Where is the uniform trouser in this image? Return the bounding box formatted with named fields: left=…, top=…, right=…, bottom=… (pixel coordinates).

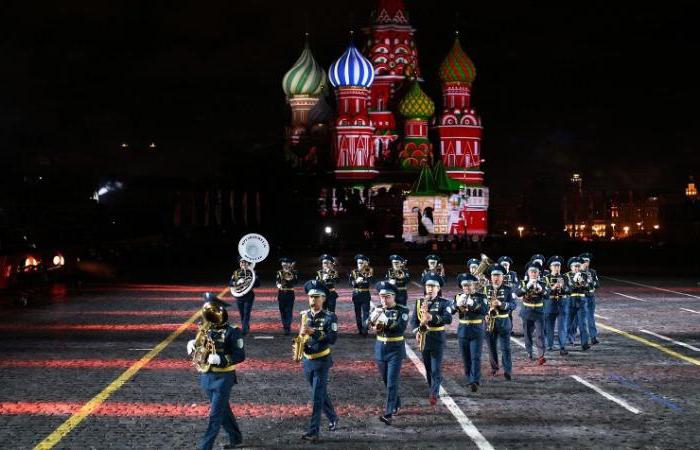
left=198, top=372, right=241, bottom=450
left=521, top=310, right=545, bottom=358
left=458, top=325, right=484, bottom=384
left=277, top=290, right=295, bottom=332
left=323, top=290, right=338, bottom=313
left=396, top=290, right=408, bottom=306
left=352, top=292, right=370, bottom=333
left=487, top=319, right=513, bottom=374
left=545, top=299, right=569, bottom=349
left=236, top=293, right=254, bottom=334
left=422, top=340, right=444, bottom=397
left=303, top=357, right=337, bottom=435
left=586, top=294, right=598, bottom=339
left=568, top=297, right=590, bottom=346
left=375, top=343, right=404, bottom=416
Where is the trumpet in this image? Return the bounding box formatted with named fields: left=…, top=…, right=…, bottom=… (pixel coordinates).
left=486, top=290, right=500, bottom=333
left=549, top=275, right=564, bottom=294
left=292, top=314, right=310, bottom=362
left=572, top=272, right=588, bottom=289
left=368, top=303, right=387, bottom=332
left=388, top=268, right=405, bottom=284
left=192, top=322, right=217, bottom=373
left=282, top=264, right=296, bottom=281
left=319, top=267, right=338, bottom=283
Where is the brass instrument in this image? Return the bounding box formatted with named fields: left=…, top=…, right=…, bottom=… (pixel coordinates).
left=282, top=263, right=296, bottom=281
left=549, top=275, right=564, bottom=295
left=572, top=271, right=588, bottom=289
left=435, top=263, right=445, bottom=278
left=292, top=314, right=310, bottom=362
left=388, top=268, right=405, bottom=283
left=192, top=322, right=217, bottom=373
left=361, top=265, right=374, bottom=279
left=486, top=289, right=500, bottom=333
left=319, top=267, right=338, bottom=283
left=474, top=254, right=493, bottom=288
left=415, top=296, right=430, bottom=352
left=230, top=268, right=256, bottom=297
left=368, top=303, right=387, bottom=332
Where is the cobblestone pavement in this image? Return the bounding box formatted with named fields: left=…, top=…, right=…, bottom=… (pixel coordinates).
left=0, top=276, right=699, bottom=449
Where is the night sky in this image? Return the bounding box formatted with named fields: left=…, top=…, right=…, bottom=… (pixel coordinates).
left=1, top=1, right=698, bottom=202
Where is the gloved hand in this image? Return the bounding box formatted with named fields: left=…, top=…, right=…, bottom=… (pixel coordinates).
left=355, top=277, right=364, bottom=283
left=456, top=294, right=468, bottom=308
left=466, top=298, right=475, bottom=307
left=207, top=353, right=221, bottom=365
left=388, top=278, right=397, bottom=285
left=186, top=339, right=196, bottom=355
left=376, top=312, right=389, bottom=325
left=236, top=278, right=246, bottom=286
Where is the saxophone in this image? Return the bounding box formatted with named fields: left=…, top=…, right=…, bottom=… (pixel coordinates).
left=486, top=288, right=500, bottom=333
left=292, top=314, right=310, bottom=362
left=192, top=322, right=217, bottom=373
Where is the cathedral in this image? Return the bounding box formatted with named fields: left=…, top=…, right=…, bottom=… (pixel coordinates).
left=282, top=0, right=488, bottom=242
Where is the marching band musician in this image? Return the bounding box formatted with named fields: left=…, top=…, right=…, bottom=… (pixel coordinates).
left=453, top=273, right=489, bottom=392
left=566, top=256, right=592, bottom=351
left=580, top=252, right=600, bottom=345
left=386, top=254, right=411, bottom=306
left=218, top=256, right=260, bottom=336
left=316, top=254, right=340, bottom=313
left=420, top=254, right=446, bottom=285
left=299, top=280, right=339, bottom=441
left=515, top=263, right=549, bottom=365
left=367, top=281, right=409, bottom=425
left=187, top=293, right=246, bottom=450
left=349, top=254, right=375, bottom=336
left=497, top=256, right=519, bottom=289
left=484, top=264, right=518, bottom=380
left=276, top=257, right=298, bottom=335
left=411, top=274, right=453, bottom=406
left=543, top=256, right=571, bottom=355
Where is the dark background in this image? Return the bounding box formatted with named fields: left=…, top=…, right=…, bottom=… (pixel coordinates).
left=1, top=0, right=698, bottom=242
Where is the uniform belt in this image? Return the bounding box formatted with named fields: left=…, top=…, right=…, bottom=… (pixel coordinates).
left=328, top=288, right=336, bottom=291
left=570, top=293, right=585, bottom=297
left=211, top=364, right=237, bottom=373
left=377, top=335, right=405, bottom=342
left=460, top=319, right=483, bottom=324
left=278, top=288, right=294, bottom=291
left=495, top=314, right=509, bottom=319
left=550, top=296, right=562, bottom=300
left=304, top=348, right=331, bottom=359
left=353, top=288, right=369, bottom=292
left=523, top=302, right=544, bottom=308
left=427, top=326, right=445, bottom=332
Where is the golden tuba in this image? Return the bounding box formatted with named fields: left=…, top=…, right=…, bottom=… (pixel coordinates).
left=292, top=314, right=309, bottom=362
left=474, top=254, right=493, bottom=287
left=192, top=322, right=217, bottom=373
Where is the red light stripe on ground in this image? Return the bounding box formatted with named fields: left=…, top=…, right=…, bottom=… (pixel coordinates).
left=0, top=321, right=360, bottom=333
left=0, top=401, right=426, bottom=418
left=70, top=310, right=357, bottom=320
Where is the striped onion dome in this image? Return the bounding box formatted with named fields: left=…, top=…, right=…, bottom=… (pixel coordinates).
left=282, top=39, right=326, bottom=97
left=438, top=34, right=477, bottom=86
left=328, top=42, right=375, bottom=89
left=398, top=81, right=435, bottom=119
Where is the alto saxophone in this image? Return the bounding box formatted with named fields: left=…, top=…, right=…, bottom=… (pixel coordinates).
left=486, top=289, right=499, bottom=333
left=192, top=322, right=217, bottom=373
left=415, top=296, right=430, bottom=352
left=292, top=314, right=309, bottom=362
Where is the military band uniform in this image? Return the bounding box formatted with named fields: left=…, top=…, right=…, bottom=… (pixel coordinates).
left=316, top=269, right=340, bottom=313
left=453, top=274, right=488, bottom=388
left=229, top=268, right=260, bottom=336
left=276, top=261, right=298, bottom=335
left=515, top=271, right=549, bottom=362
left=350, top=255, right=375, bottom=335
left=566, top=257, right=592, bottom=351
left=543, top=258, right=570, bottom=354
left=484, top=269, right=517, bottom=378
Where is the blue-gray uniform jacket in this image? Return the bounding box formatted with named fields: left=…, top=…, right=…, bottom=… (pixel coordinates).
left=204, top=324, right=246, bottom=375
left=301, top=309, right=338, bottom=364
left=454, top=292, right=488, bottom=338
left=504, top=271, right=519, bottom=289
left=411, top=296, right=453, bottom=350
left=349, top=269, right=375, bottom=298
left=386, top=269, right=411, bottom=291
left=483, top=284, right=517, bottom=331
left=420, top=269, right=446, bottom=285
left=373, top=304, right=409, bottom=358
left=544, top=273, right=570, bottom=307
left=276, top=269, right=298, bottom=290
left=585, top=269, right=600, bottom=295
left=565, top=271, right=592, bottom=299
left=229, top=269, right=260, bottom=294
left=515, top=279, right=550, bottom=316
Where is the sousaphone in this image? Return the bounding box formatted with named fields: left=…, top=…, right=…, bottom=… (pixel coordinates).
left=230, top=233, right=269, bottom=297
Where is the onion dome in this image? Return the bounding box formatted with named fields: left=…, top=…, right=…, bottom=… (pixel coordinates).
left=328, top=41, right=375, bottom=89
left=282, top=37, right=326, bottom=97
left=438, top=33, right=477, bottom=85
left=398, top=81, right=435, bottom=119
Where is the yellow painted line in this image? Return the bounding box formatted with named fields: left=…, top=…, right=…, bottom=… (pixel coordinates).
left=597, top=322, right=700, bottom=366
left=34, top=310, right=201, bottom=450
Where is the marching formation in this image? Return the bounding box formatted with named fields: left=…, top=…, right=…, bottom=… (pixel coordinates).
left=188, top=250, right=599, bottom=448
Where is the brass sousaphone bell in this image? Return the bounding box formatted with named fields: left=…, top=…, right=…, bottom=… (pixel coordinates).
left=230, top=233, right=270, bottom=298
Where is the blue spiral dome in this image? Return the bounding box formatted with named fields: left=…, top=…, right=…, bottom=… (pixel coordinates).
left=328, top=42, right=375, bottom=88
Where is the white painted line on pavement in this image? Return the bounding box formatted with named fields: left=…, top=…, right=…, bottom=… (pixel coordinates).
left=404, top=343, right=494, bottom=450
left=253, top=336, right=274, bottom=340
left=510, top=337, right=526, bottom=348
left=128, top=348, right=154, bottom=351
left=681, top=308, right=700, bottom=315
left=570, top=375, right=642, bottom=414
left=595, top=313, right=610, bottom=320
left=613, top=292, right=647, bottom=302
left=411, top=281, right=422, bottom=288
left=604, top=276, right=700, bottom=299
left=639, top=329, right=700, bottom=353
